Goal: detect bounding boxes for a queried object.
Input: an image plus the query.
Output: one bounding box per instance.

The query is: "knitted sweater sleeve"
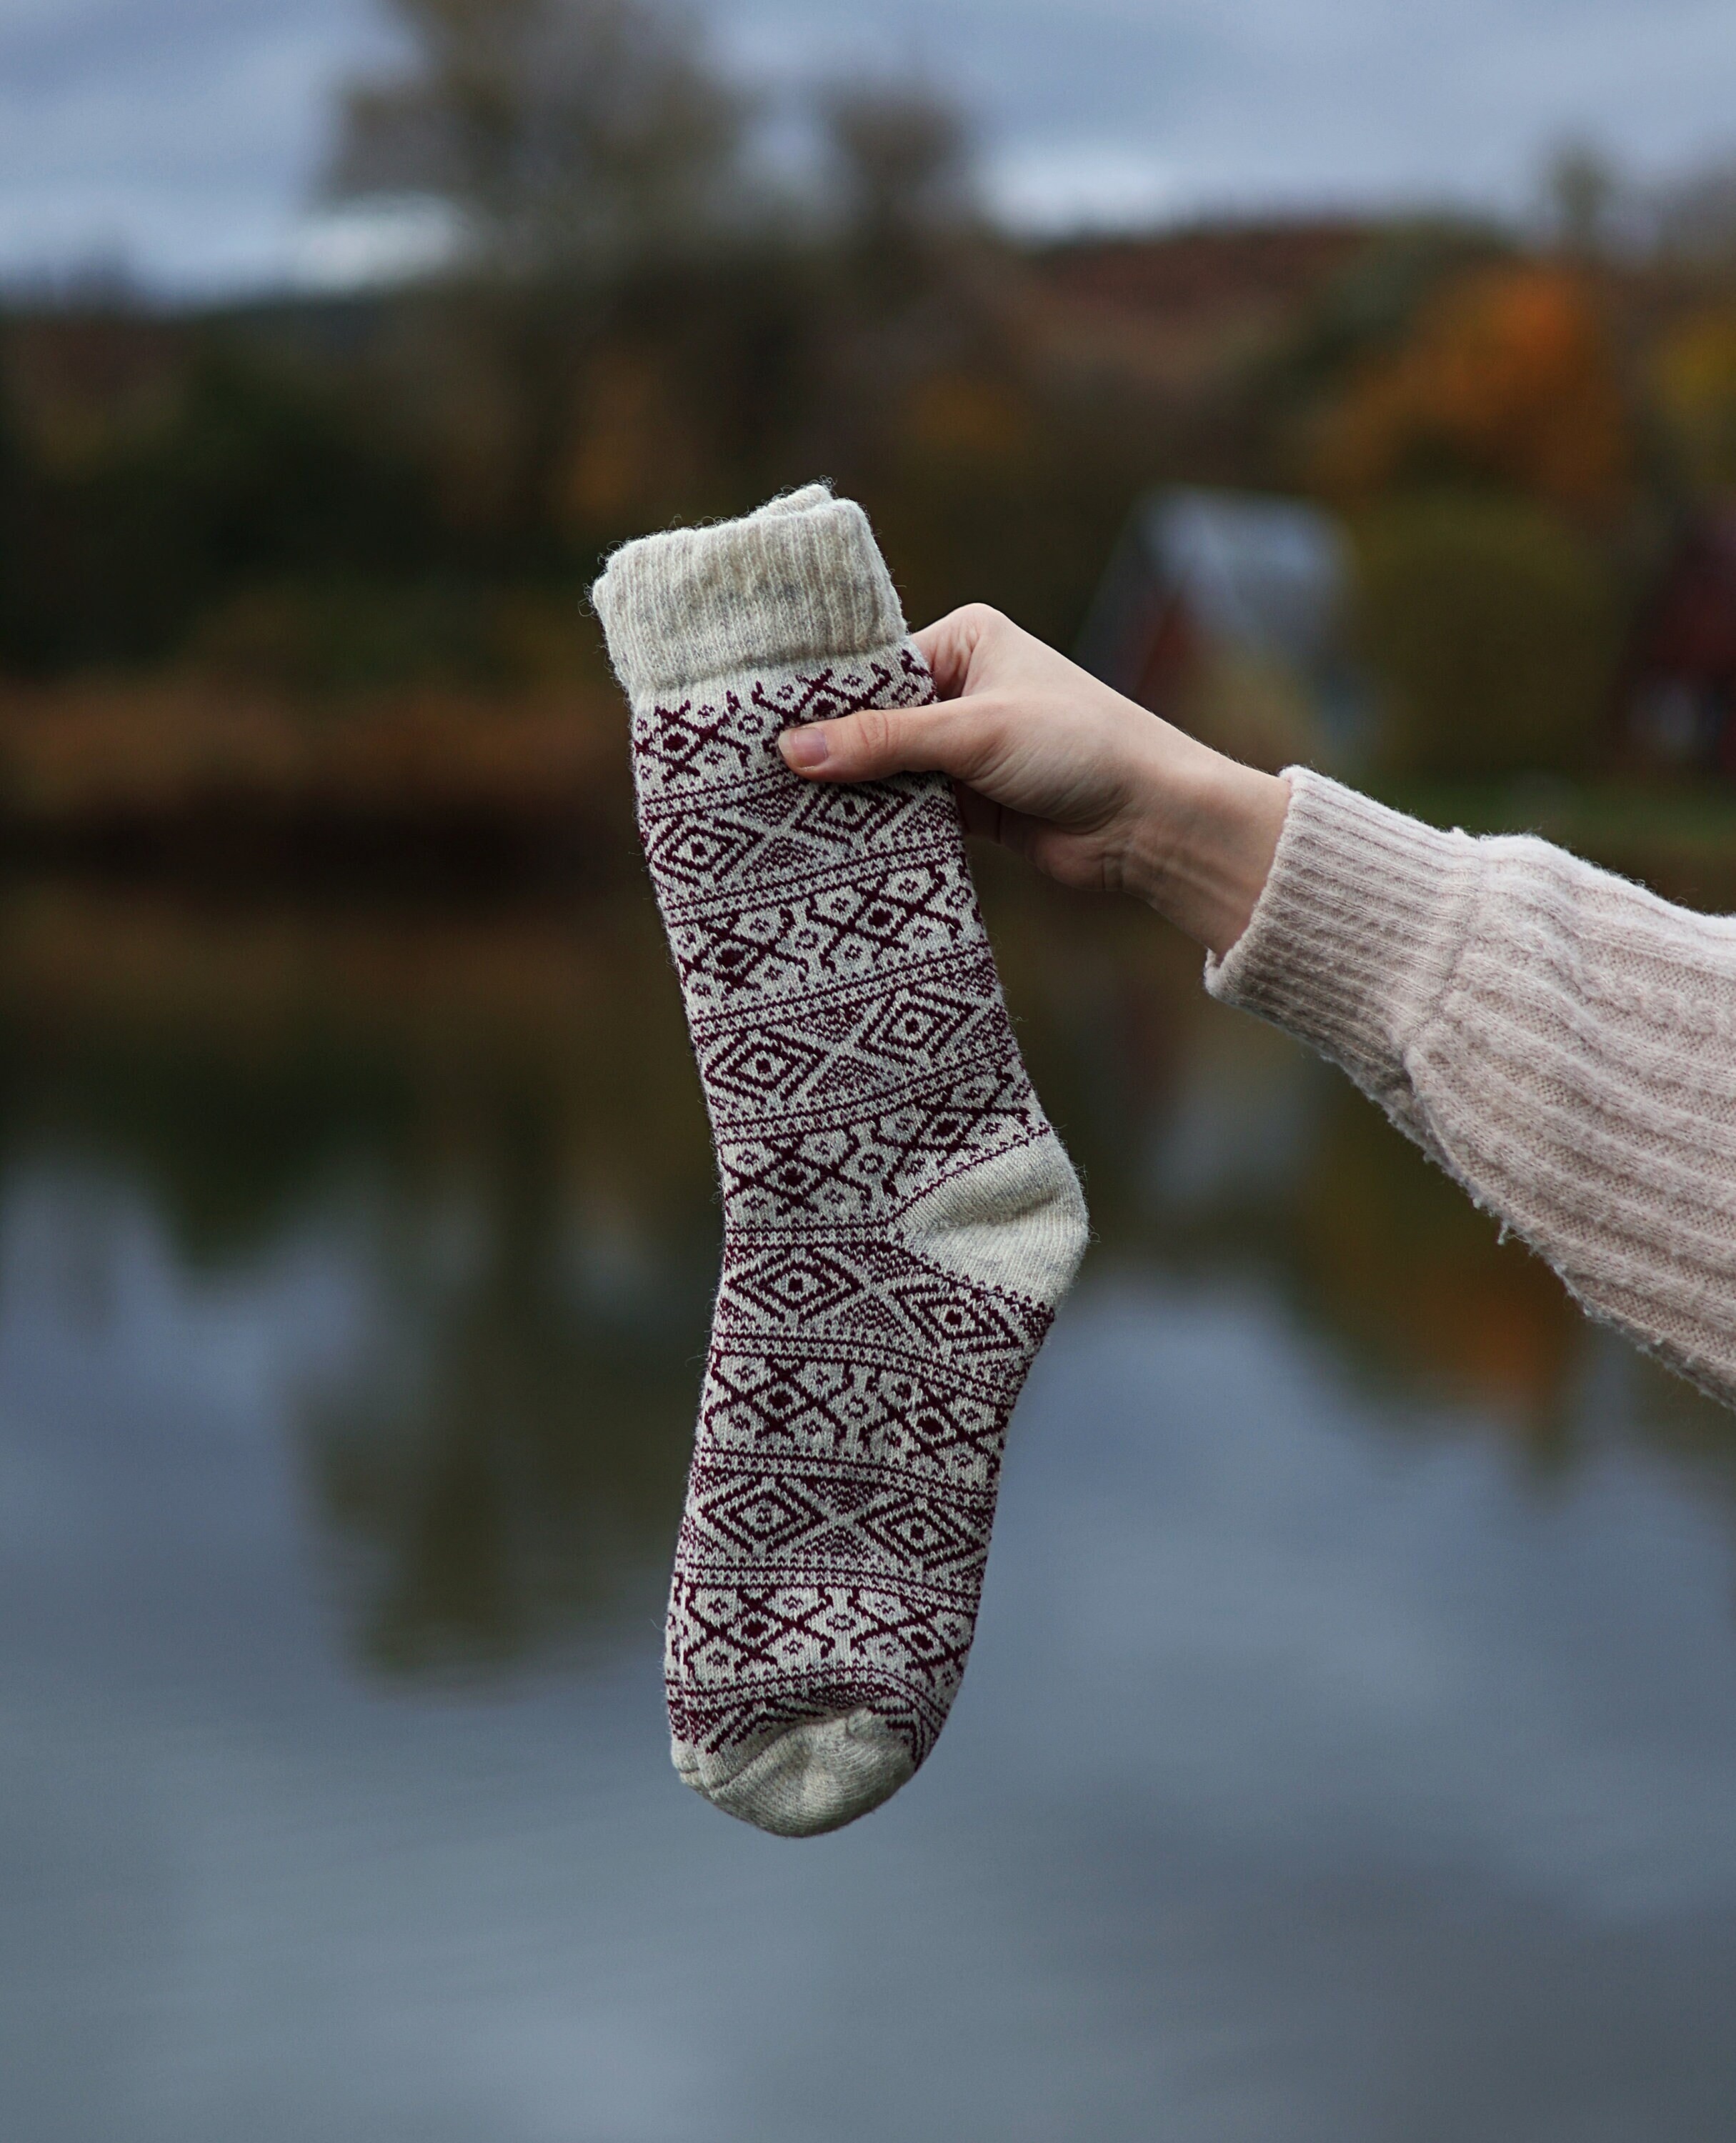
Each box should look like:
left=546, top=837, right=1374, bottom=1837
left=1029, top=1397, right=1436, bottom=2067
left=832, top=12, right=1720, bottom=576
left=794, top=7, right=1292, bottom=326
left=1204, top=766, right=1736, bottom=1407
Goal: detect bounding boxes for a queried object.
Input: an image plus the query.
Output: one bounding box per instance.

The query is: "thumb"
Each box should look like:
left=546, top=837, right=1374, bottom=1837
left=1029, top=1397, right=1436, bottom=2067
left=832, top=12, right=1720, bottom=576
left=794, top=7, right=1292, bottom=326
left=778, top=698, right=999, bottom=786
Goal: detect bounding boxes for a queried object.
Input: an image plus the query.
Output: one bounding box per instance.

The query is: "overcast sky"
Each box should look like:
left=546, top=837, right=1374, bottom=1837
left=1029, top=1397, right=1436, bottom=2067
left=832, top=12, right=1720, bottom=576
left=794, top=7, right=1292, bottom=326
left=2, top=0, right=1734, bottom=291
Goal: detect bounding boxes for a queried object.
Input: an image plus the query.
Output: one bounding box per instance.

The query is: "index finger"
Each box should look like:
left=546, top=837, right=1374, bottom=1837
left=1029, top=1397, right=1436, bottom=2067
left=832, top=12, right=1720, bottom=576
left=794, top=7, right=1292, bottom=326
left=912, top=606, right=992, bottom=701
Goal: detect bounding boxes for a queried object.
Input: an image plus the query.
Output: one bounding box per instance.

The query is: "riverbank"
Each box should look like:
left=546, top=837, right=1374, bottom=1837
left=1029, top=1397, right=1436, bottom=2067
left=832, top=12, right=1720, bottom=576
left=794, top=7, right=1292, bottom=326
left=0, top=679, right=634, bottom=891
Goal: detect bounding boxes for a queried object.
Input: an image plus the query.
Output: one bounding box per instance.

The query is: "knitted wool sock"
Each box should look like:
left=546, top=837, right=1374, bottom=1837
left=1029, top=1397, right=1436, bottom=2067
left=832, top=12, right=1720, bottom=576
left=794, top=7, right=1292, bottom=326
left=592, top=485, right=1087, bottom=1835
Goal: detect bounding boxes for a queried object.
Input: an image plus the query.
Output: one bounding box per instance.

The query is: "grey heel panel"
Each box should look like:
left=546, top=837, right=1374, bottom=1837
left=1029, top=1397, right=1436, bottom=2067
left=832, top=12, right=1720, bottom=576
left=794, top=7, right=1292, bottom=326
left=899, top=1134, right=1089, bottom=1309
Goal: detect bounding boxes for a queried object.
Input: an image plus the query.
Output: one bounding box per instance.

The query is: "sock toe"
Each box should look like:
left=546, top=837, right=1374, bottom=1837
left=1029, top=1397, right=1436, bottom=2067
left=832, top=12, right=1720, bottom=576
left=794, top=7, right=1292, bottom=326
left=682, top=1710, right=915, bottom=1837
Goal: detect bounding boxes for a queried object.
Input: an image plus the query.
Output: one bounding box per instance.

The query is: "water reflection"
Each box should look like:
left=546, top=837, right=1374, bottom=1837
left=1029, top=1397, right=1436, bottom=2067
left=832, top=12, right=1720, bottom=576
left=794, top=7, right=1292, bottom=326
left=1, top=866, right=1732, bottom=1661
left=303, top=1162, right=709, bottom=1674
left=2, top=868, right=1736, bottom=2139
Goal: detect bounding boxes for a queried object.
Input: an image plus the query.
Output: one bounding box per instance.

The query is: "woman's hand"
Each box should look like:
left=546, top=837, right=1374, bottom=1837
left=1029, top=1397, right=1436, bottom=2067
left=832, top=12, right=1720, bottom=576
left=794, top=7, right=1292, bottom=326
left=777, top=603, right=1290, bottom=958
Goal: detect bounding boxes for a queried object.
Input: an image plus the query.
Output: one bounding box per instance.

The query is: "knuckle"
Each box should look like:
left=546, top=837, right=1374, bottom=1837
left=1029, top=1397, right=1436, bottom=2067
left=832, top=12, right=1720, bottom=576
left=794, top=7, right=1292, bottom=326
left=947, top=685, right=1000, bottom=734
left=854, top=705, right=897, bottom=761
left=952, top=716, right=1005, bottom=783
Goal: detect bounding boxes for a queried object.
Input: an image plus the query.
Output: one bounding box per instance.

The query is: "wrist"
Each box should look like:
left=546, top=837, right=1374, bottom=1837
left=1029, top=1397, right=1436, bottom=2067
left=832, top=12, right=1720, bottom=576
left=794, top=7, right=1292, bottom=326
left=1123, top=741, right=1289, bottom=956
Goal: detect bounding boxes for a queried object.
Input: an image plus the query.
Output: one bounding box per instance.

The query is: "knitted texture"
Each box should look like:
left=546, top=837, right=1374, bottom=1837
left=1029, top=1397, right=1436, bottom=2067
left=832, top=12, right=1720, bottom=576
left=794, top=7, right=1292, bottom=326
left=1207, top=766, right=1736, bottom=1406
left=593, top=486, right=1088, bottom=1834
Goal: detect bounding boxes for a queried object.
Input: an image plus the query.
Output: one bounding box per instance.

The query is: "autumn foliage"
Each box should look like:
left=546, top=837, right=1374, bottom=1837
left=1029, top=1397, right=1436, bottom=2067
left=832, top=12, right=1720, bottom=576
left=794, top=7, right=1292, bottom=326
left=1312, top=265, right=1632, bottom=519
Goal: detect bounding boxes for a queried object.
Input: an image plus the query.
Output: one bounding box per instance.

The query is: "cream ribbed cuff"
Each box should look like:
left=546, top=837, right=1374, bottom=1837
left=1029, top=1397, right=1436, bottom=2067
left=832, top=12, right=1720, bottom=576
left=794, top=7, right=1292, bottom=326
left=1204, top=767, right=1486, bottom=1116
left=590, top=484, right=908, bottom=701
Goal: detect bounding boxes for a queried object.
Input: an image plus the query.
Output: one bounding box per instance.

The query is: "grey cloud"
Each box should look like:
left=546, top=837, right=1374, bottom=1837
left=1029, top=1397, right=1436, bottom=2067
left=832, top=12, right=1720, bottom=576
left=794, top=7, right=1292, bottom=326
left=3, top=0, right=1736, bottom=286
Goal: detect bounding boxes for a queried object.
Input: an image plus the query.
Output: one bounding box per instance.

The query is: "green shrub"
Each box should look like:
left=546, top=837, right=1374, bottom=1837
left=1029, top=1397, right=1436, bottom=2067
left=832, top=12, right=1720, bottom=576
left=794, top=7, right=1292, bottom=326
left=1354, top=491, right=1622, bottom=776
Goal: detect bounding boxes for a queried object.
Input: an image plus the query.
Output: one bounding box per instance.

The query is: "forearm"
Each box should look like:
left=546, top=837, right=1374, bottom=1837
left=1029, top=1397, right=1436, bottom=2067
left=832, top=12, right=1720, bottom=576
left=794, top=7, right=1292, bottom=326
left=1207, top=769, right=1736, bottom=1407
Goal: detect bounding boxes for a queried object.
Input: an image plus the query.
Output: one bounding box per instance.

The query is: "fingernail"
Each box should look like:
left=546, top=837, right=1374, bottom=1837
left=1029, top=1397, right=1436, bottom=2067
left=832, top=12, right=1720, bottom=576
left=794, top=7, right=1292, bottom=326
left=781, top=726, right=829, bottom=770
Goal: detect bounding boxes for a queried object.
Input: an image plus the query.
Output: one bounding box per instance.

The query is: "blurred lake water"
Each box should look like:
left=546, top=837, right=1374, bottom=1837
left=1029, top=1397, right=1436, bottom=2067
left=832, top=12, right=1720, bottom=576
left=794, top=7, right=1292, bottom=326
left=4, top=856, right=1736, bottom=2142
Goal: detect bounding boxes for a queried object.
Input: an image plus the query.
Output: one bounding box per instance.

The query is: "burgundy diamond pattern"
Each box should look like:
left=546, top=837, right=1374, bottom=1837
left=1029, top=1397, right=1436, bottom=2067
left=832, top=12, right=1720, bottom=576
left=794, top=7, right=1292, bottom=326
left=680, top=1455, right=994, bottom=1587
left=698, top=1350, right=1012, bottom=1484
left=634, top=643, right=1066, bottom=1784
left=713, top=1069, right=1041, bottom=1225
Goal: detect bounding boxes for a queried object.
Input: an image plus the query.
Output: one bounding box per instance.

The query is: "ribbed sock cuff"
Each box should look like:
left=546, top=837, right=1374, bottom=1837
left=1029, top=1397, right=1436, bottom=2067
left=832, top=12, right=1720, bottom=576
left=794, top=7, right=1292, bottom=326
left=591, top=484, right=909, bottom=701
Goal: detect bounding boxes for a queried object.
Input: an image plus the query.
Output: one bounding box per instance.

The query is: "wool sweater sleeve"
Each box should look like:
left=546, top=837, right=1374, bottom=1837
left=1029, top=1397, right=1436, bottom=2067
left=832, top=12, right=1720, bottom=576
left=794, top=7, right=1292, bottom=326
left=1204, top=766, right=1736, bottom=1407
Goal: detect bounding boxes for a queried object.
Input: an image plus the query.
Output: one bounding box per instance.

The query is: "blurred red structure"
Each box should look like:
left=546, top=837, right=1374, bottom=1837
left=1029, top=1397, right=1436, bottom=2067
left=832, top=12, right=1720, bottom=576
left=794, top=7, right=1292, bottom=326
left=1627, top=509, right=1736, bottom=773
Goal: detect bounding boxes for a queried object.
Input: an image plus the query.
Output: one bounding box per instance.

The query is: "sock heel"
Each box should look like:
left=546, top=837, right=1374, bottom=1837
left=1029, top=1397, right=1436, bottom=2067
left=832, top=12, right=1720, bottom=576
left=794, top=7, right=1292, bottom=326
left=898, top=1135, right=1088, bottom=1307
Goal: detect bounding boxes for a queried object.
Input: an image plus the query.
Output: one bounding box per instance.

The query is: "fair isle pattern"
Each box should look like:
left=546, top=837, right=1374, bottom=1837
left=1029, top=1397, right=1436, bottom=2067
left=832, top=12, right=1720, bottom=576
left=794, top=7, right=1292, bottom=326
left=633, top=641, right=1059, bottom=1777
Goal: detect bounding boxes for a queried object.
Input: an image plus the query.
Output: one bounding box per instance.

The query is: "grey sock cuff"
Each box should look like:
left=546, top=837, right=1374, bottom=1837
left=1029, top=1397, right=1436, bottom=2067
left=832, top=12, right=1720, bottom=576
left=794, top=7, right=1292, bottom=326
left=590, top=484, right=909, bottom=702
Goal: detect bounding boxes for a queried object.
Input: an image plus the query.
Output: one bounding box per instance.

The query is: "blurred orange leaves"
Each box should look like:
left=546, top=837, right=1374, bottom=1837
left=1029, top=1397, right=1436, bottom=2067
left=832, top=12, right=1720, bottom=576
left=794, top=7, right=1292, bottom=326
left=1312, top=264, right=1632, bottom=517
left=559, top=344, right=706, bottom=531
left=898, top=371, right=1036, bottom=469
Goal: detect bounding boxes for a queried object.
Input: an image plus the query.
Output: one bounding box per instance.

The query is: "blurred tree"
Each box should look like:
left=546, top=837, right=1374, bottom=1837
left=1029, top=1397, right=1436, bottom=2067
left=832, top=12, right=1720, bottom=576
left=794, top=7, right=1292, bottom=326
left=0, top=336, right=23, bottom=662
left=823, top=85, right=977, bottom=249
left=1354, top=493, right=1622, bottom=776
left=325, top=0, right=747, bottom=277
left=1268, top=221, right=1510, bottom=424
left=306, top=1132, right=703, bottom=1676
left=794, top=84, right=1105, bottom=636
left=1654, top=305, right=1736, bottom=492
left=0, top=334, right=442, bottom=674
left=324, top=0, right=755, bottom=556
left=1652, top=155, right=1736, bottom=266
left=1312, top=264, right=1632, bottom=520
left=1544, top=138, right=1620, bottom=259
left=557, top=333, right=707, bottom=529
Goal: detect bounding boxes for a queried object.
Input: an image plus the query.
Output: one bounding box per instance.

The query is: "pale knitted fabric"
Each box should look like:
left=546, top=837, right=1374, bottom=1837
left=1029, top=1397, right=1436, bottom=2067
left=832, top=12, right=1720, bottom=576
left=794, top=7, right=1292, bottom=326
left=1207, top=766, right=1736, bottom=1407
left=593, top=484, right=1088, bottom=1834
left=593, top=483, right=907, bottom=698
